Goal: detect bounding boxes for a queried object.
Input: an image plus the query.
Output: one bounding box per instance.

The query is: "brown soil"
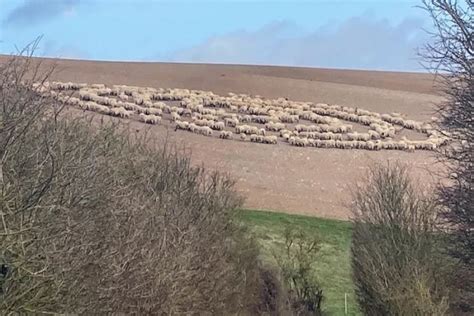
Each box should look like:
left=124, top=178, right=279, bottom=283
left=1, top=56, right=446, bottom=219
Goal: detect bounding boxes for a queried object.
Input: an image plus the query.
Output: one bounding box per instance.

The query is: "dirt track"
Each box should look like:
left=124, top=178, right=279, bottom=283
left=2, top=56, right=446, bottom=219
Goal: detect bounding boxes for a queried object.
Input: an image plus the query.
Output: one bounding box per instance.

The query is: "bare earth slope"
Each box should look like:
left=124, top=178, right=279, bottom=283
left=2, top=56, right=445, bottom=219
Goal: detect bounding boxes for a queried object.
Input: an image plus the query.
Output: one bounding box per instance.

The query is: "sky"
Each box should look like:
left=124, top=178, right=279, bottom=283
left=0, top=0, right=435, bottom=71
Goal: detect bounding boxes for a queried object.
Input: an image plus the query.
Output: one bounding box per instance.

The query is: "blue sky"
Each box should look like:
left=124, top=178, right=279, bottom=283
left=0, top=0, right=434, bottom=71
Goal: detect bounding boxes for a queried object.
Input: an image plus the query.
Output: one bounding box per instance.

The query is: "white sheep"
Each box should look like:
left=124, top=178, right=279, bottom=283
left=289, top=137, right=309, bottom=147
left=198, top=126, right=213, bottom=136
left=139, top=113, right=161, bottom=124
left=265, top=122, right=286, bottom=131
left=210, top=121, right=225, bottom=131
left=250, top=134, right=264, bottom=143
left=175, top=120, right=190, bottom=131
left=263, top=135, right=278, bottom=144
left=110, top=107, right=133, bottom=118
left=145, top=107, right=162, bottom=115
left=240, top=115, right=252, bottom=123
left=279, top=114, right=299, bottom=123
left=219, top=131, right=233, bottom=139
left=170, top=112, right=181, bottom=122
left=224, top=117, right=239, bottom=127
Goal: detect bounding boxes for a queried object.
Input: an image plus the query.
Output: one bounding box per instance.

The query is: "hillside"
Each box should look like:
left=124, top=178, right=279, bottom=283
left=0, top=55, right=444, bottom=219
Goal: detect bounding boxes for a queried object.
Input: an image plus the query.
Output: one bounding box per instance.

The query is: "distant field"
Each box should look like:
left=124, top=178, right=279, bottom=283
left=241, top=209, right=360, bottom=315
left=0, top=56, right=444, bottom=219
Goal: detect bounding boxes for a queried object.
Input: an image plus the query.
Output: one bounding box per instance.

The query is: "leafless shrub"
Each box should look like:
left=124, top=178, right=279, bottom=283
left=274, top=225, right=324, bottom=315
left=421, top=0, right=473, bottom=265
left=350, top=163, right=451, bottom=315
left=420, top=1, right=473, bottom=312
left=0, top=52, right=269, bottom=314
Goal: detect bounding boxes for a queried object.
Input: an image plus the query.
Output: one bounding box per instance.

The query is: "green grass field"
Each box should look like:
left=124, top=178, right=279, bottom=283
left=240, top=209, right=360, bottom=315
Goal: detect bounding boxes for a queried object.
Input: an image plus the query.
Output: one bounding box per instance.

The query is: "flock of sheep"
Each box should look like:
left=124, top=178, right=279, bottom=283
left=32, top=81, right=450, bottom=152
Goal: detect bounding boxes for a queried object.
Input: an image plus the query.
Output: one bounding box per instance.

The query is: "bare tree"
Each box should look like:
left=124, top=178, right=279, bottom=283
left=421, top=0, right=473, bottom=262
left=420, top=1, right=473, bottom=312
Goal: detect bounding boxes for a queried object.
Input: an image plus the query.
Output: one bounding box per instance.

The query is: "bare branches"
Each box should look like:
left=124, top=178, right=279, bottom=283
left=420, top=1, right=473, bottom=274
left=421, top=1, right=473, bottom=72
left=0, top=53, right=267, bottom=314
left=351, top=163, right=451, bottom=315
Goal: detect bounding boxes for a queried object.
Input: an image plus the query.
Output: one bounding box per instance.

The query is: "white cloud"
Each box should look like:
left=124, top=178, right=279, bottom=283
left=168, top=15, right=429, bottom=71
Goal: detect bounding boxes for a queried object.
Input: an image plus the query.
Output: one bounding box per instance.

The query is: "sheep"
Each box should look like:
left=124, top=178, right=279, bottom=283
left=337, top=141, right=357, bottom=150
left=381, top=140, right=397, bottom=150
left=346, top=132, right=370, bottom=141
left=289, top=137, right=309, bottom=147
left=265, top=122, right=286, bottom=132
left=197, top=126, right=213, bottom=136
left=295, top=124, right=318, bottom=132
left=175, top=120, right=190, bottom=131
left=370, top=123, right=395, bottom=138
left=250, top=134, right=264, bottom=143
left=240, top=133, right=247, bottom=141
left=279, top=114, right=299, bottom=123
left=96, top=105, right=111, bottom=115
left=51, top=81, right=86, bottom=91
left=145, top=107, right=162, bottom=115
left=248, top=107, right=268, bottom=116
left=118, top=93, right=129, bottom=101
left=79, top=90, right=95, bottom=101
left=235, top=125, right=260, bottom=135
left=210, top=121, right=225, bottom=131
left=140, top=100, right=154, bottom=108
left=224, top=117, right=239, bottom=127
left=176, top=107, right=186, bottom=115
left=303, top=112, right=336, bottom=125
left=139, top=113, right=161, bottom=124
left=320, top=140, right=336, bottom=148
left=39, top=81, right=443, bottom=152
left=168, top=112, right=180, bottom=122
left=79, top=101, right=110, bottom=114
left=333, top=124, right=352, bottom=133
left=194, top=119, right=213, bottom=127
left=200, top=108, right=217, bottom=115
left=263, top=135, right=278, bottom=144
left=281, top=133, right=291, bottom=141
left=104, top=98, right=118, bottom=107
left=240, top=115, right=252, bottom=123
left=96, top=88, right=112, bottom=96
left=188, top=123, right=198, bottom=133
left=78, top=100, right=90, bottom=110
left=203, top=114, right=218, bottom=121
left=368, top=130, right=381, bottom=139
left=413, top=140, right=437, bottom=151
left=252, top=115, right=270, bottom=124
left=238, top=105, right=249, bottom=113
left=110, top=107, right=134, bottom=118
left=65, top=96, right=81, bottom=106
left=219, top=131, right=233, bottom=139
left=298, top=131, right=343, bottom=141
